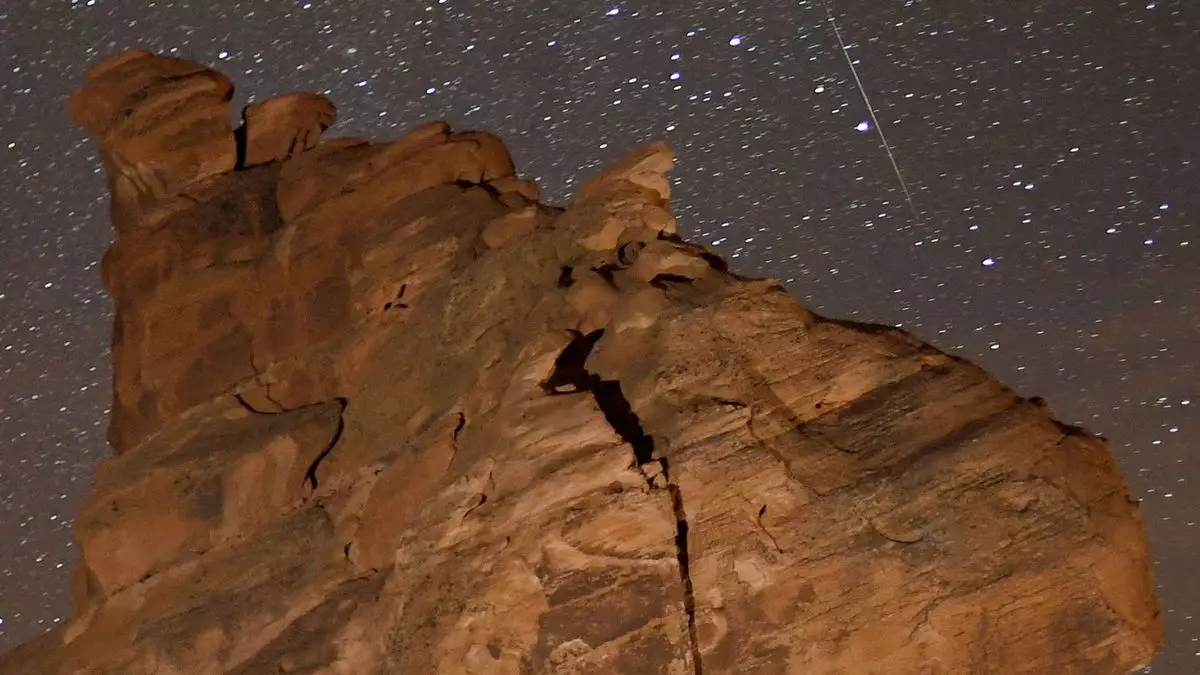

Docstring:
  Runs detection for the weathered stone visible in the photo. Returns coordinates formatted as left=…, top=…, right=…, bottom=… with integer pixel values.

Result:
left=0, top=50, right=1162, bottom=675
left=67, top=49, right=238, bottom=233
left=239, top=92, right=337, bottom=167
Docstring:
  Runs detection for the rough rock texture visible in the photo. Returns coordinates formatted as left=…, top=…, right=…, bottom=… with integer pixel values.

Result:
left=0, top=51, right=1162, bottom=674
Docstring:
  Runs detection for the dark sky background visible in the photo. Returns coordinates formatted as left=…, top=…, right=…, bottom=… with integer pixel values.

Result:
left=0, top=0, right=1195, bottom=670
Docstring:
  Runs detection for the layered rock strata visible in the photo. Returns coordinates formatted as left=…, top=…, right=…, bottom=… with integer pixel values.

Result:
left=0, top=50, right=1162, bottom=674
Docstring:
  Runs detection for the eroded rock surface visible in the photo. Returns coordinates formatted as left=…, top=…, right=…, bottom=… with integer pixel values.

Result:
left=0, top=50, right=1162, bottom=674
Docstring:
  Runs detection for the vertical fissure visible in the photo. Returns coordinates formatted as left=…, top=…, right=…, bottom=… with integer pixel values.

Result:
left=664, top=458, right=703, bottom=675
left=303, top=397, right=348, bottom=491
left=233, top=107, right=248, bottom=170
left=542, top=329, right=702, bottom=673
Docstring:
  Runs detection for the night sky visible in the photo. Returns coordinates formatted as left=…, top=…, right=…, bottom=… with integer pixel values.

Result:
left=0, top=0, right=1195, bottom=670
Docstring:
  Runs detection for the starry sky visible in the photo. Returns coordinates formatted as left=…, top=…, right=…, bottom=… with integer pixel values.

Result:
left=0, top=0, right=1195, bottom=669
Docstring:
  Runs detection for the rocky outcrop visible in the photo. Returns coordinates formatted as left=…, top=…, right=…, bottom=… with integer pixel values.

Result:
left=0, top=50, right=1162, bottom=674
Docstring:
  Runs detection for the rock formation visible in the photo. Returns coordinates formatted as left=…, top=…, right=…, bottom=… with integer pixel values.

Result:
left=0, top=50, right=1162, bottom=674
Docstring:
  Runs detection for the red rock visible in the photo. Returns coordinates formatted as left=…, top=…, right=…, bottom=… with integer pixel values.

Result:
left=239, top=92, right=337, bottom=168
left=67, top=49, right=239, bottom=233
left=0, top=50, right=1162, bottom=674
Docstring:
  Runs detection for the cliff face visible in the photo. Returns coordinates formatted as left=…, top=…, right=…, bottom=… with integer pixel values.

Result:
left=0, top=50, right=1162, bottom=674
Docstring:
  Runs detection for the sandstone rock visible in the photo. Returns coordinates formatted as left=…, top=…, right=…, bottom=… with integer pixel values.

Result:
left=238, top=92, right=337, bottom=167
left=0, top=50, right=1162, bottom=674
left=67, top=49, right=238, bottom=233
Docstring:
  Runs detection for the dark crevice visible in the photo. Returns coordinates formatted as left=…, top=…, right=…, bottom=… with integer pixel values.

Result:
left=594, top=380, right=655, bottom=466
left=242, top=343, right=289, bottom=414
left=454, top=178, right=503, bottom=199
left=591, top=264, right=619, bottom=289
left=665, top=458, right=703, bottom=675
left=698, top=252, right=728, bottom=273
left=617, top=241, right=645, bottom=266
left=233, top=107, right=249, bottom=170
left=234, top=385, right=287, bottom=414
left=462, top=475, right=491, bottom=520
left=756, top=505, right=783, bottom=553
left=453, top=412, right=466, bottom=441
left=233, top=125, right=247, bottom=169
left=540, top=329, right=601, bottom=394
left=303, top=398, right=348, bottom=491
left=234, top=393, right=262, bottom=414
left=384, top=284, right=409, bottom=311
left=541, top=329, right=654, bottom=465
left=557, top=265, right=575, bottom=288
left=541, top=329, right=701, bottom=673
left=649, top=273, right=695, bottom=290
left=463, top=492, right=487, bottom=517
